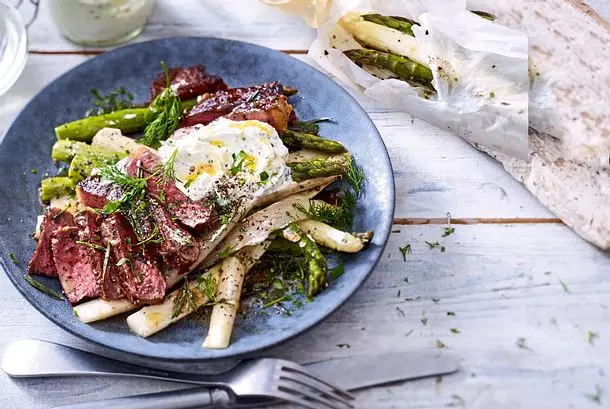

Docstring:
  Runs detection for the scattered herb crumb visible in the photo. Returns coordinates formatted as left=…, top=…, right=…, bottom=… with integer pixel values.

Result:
left=396, top=306, right=406, bottom=317
left=559, top=279, right=570, bottom=293
left=31, top=168, right=38, bottom=174
left=24, top=275, right=63, bottom=300
left=436, top=340, right=447, bottom=349
left=403, top=277, right=409, bottom=283
left=399, top=243, right=411, bottom=261
left=544, top=271, right=551, bottom=276
left=421, top=310, right=428, bottom=326
left=73, top=309, right=79, bottom=317
left=440, top=245, right=446, bottom=252
left=489, top=91, right=496, bottom=98
left=447, top=311, right=456, bottom=316
left=448, top=394, right=466, bottom=407
left=8, top=251, right=19, bottom=265
left=450, top=328, right=461, bottom=334
left=584, top=384, right=602, bottom=405
left=397, top=289, right=401, bottom=298
left=392, top=229, right=401, bottom=233
left=426, top=240, right=440, bottom=249
left=405, top=329, right=414, bottom=337
left=516, top=337, right=529, bottom=350
left=442, top=227, right=455, bottom=237
left=588, top=330, right=599, bottom=345
left=431, top=297, right=440, bottom=303
left=336, top=343, right=351, bottom=349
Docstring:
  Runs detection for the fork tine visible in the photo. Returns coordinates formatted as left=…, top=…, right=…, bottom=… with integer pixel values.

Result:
left=277, top=381, right=354, bottom=409
left=279, top=372, right=354, bottom=406
left=278, top=360, right=355, bottom=400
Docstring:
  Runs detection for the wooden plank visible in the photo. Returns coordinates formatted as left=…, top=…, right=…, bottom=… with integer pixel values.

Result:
left=0, top=54, right=552, bottom=220
left=1, top=223, right=608, bottom=408
left=24, top=0, right=315, bottom=52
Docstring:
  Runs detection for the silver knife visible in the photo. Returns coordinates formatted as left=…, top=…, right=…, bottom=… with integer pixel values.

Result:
left=3, top=339, right=459, bottom=408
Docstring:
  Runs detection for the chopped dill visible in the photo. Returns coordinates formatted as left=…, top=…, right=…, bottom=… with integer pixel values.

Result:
left=24, top=275, right=63, bottom=300
left=442, top=227, right=455, bottom=237
left=426, top=240, right=440, bottom=249
left=450, top=328, right=461, bottom=334
left=8, top=251, right=19, bottom=265
left=399, top=243, right=411, bottom=261
left=86, top=86, right=134, bottom=116
left=171, top=280, right=198, bottom=318
left=196, top=272, right=220, bottom=304
left=219, top=246, right=234, bottom=259
left=294, top=201, right=351, bottom=231
left=436, top=340, right=447, bottom=349
left=76, top=241, right=106, bottom=251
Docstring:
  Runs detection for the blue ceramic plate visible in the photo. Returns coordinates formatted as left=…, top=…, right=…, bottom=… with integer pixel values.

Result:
left=0, top=37, right=394, bottom=361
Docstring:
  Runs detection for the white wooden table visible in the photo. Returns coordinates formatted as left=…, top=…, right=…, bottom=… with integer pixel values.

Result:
left=1, top=1, right=609, bottom=408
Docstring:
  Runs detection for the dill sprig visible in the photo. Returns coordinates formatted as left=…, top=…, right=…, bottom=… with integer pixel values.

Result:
left=171, top=280, right=198, bottom=318
left=99, top=163, right=148, bottom=215
left=196, top=272, right=220, bottom=304
left=345, top=160, right=365, bottom=198
left=24, top=275, right=63, bottom=300
left=141, top=62, right=182, bottom=147
left=294, top=201, right=352, bottom=231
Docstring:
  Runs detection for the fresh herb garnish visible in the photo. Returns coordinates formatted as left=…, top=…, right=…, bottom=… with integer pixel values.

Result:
left=294, top=201, right=352, bottom=231
left=230, top=150, right=254, bottom=175
left=426, top=240, right=440, bottom=249
left=196, top=272, right=221, bottom=305
left=588, top=330, right=599, bottom=345
left=135, top=225, right=163, bottom=246
left=421, top=310, right=428, bottom=325
left=8, top=251, right=19, bottom=265
left=442, top=227, right=455, bottom=237
left=336, top=343, right=351, bottom=349
left=559, top=279, right=570, bottom=293
left=447, top=311, right=456, bottom=316
left=345, top=160, right=365, bottom=198
left=585, top=384, right=603, bottom=405
left=489, top=91, right=496, bottom=99
left=86, top=86, right=134, bottom=117
left=99, top=163, right=148, bottom=215
left=436, top=340, right=447, bottom=349
left=158, top=148, right=178, bottom=183
left=399, top=243, right=411, bottom=260
left=141, top=62, right=182, bottom=147
left=31, top=168, right=38, bottom=174
left=219, top=246, right=234, bottom=259
left=24, top=275, right=63, bottom=300
left=171, top=280, right=198, bottom=318
left=450, top=328, right=461, bottom=334
left=289, top=117, right=335, bottom=135
left=263, top=294, right=290, bottom=308
left=259, top=171, right=270, bottom=184
left=329, top=253, right=345, bottom=280
left=76, top=241, right=106, bottom=251
left=220, top=214, right=231, bottom=225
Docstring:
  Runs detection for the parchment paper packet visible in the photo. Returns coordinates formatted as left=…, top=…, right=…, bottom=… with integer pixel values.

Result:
left=262, top=0, right=530, bottom=160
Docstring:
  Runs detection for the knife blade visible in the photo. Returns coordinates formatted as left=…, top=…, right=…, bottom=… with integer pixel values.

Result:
left=3, top=340, right=459, bottom=408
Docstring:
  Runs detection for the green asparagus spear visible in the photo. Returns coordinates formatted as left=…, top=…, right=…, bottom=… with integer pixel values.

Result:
left=51, top=140, right=91, bottom=162
left=285, top=223, right=327, bottom=297
left=281, top=130, right=347, bottom=153
left=362, top=13, right=418, bottom=36
left=344, top=49, right=433, bottom=87
left=289, top=153, right=352, bottom=182
left=68, top=151, right=126, bottom=182
left=472, top=10, right=495, bottom=21
left=55, top=99, right=197, bottom=142
left=41, top=177, right=76, bottom=201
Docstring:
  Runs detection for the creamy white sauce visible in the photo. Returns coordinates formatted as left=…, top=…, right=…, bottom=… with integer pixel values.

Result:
left=158, top=118, right=292, bottom=203
left=48, top=0, right=155, bottom=46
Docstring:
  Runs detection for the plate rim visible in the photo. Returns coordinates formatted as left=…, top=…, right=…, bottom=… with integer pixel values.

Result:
left=0, top=36, right=395, bottom=362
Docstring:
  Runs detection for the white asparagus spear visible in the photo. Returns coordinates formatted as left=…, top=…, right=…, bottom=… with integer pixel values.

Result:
left=202, top=243, right=269, bottom=349
left=126, top=244, right=268, bottom=338
left=296, top=219, right=374, bottom=253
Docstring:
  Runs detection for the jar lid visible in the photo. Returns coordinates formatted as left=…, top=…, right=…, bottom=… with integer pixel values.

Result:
left=0, top=1, right=28, bottom=96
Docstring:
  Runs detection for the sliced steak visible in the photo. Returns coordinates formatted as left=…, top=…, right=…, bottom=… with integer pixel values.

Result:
left=181, top=82, right=294, bottom=133
left=100, top=213, right=166, bottom=304
left=51, top=226, right=102, bottom=304
left=126, top=149, right=217, bottom=233
left=76, top=177, right=124, bottom=209
left=148, top=199, right=200, bottom=273
left=150, top=64, right=228, bottom=101
left=74, top=210, right=124, bottom=300
left=28, top=208, right=75, bottom=277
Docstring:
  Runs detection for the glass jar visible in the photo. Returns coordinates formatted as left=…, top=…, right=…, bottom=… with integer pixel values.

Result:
left=48, top=0, right=156, bottom=47
left=0, top=1, right=28, bottom=96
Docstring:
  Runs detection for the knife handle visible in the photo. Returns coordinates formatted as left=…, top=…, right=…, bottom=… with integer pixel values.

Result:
left=52, top=387, right=232, bottom=409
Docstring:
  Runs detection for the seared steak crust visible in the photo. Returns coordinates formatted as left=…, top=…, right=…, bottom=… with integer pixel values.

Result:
left=28, top=208, right=75, bottom=277
left=181, top=82, right=293, bottom=133
left=150, top=64, right=228, bottom=101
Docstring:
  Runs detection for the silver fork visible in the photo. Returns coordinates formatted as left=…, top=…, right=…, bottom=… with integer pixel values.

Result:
left=3, top=340, right=354, bottom=409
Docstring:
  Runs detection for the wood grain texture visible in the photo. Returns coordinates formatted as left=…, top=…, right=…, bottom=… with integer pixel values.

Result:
left=0, top=54, right=553, bottom=220
left=1, top=223, right=609, bottom=408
